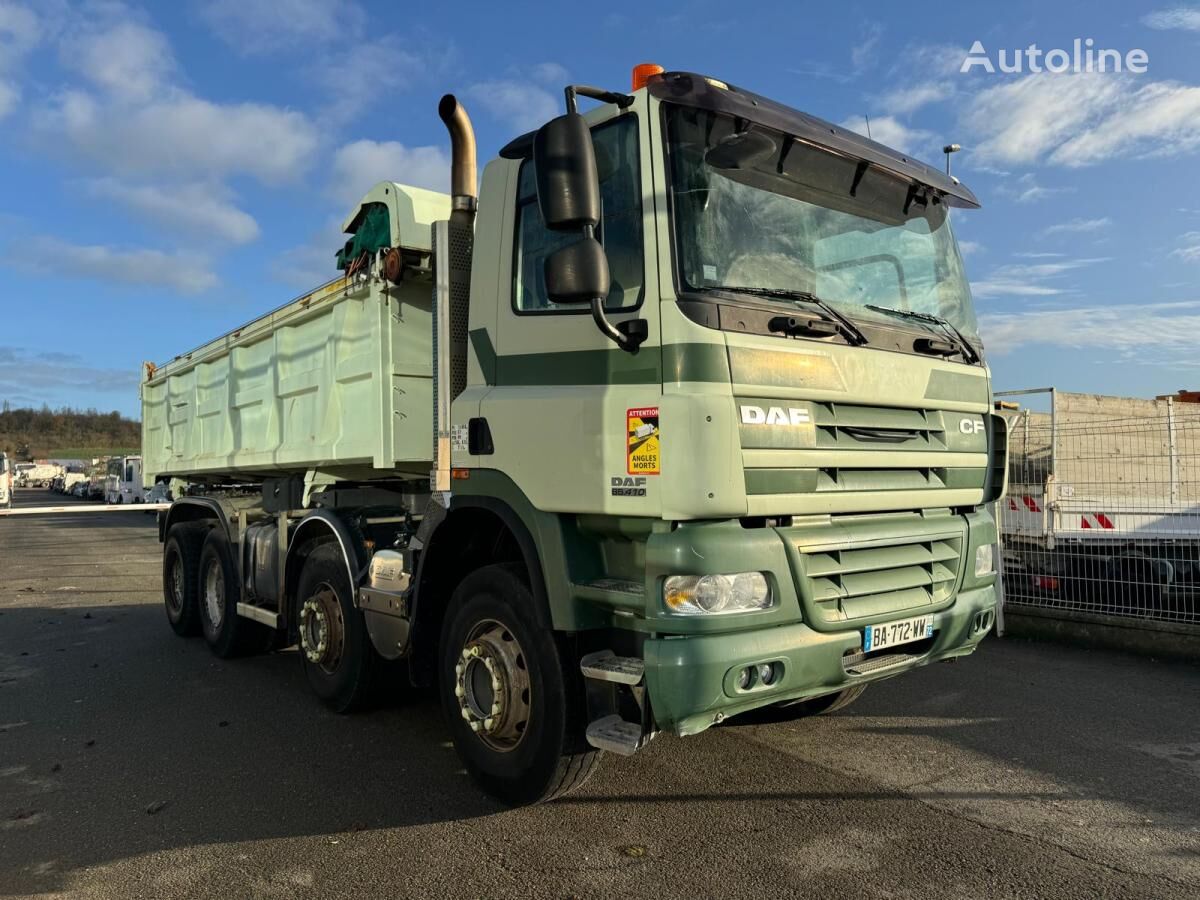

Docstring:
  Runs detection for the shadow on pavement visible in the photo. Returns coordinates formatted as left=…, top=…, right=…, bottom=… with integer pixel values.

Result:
left=0, top=602, right=507, bottom=895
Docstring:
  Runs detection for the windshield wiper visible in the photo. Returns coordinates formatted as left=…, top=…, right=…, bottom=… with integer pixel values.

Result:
left=707, top=286, right=868, bottom=346
left=864, top=304, right=980, bottom=364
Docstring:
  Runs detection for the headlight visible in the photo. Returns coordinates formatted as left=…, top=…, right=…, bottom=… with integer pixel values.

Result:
left=663, top=572, right=772, bottom=615
left=975, top=543, right=995, bottom=578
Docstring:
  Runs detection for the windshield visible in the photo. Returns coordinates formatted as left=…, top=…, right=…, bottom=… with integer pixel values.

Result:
left=665, top=104, right=979, bottom=339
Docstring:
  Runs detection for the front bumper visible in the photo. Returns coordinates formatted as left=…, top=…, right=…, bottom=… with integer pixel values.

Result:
left=643, top=583, right=997, bottom=736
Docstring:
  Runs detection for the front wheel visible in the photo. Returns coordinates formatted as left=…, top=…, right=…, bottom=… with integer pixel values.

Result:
left=776, top=684, right=867, bottom=717
left=439, top=564, right=600, bottom=806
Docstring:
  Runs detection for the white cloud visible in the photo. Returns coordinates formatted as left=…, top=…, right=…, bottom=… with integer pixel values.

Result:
left=878, top=81, right=952, bottom=115
left=840, top=114, right=934, bottom=155
left=467, top=78, right=561, bottom=134
left=0, top=346, right=139, bottom=398
left=8, top=236, right=218, bottom=293
left=530, top=62, right=569, bottom=85
left=971, top=256, right=1109, bottom=298
left=966, top=73, right=1200, bottom=167
left=36, top=88, right=319, bottom=184
left=981, top=300, right=1200, bottom=357
left=971, top=281, right=1066, bottom=299
left=60, top=20, right=175, bottom=101
left=197, top=0, right=364, bottom=53
left=329, top=140, right=450, bottom=209
left=0, top=0, right=45, bottom=118
left=269, top=221, right=346, bottom=289
left=1040, top=217, right=1112, bottom=237
left=958, top=240, right=982, bottom=256
left=996, top=173, right=1072, bottom=204
left=0, top=1, right=40, bottom=66
left=851, top=23, right=883, bottom=72
left=1171, top=231, right=1200, bottom=262
left=1143, top=8, right=1200, bottom=30
left=0, top=77, right=15, bottom=118
left=85, top=178, right=259, bottom=244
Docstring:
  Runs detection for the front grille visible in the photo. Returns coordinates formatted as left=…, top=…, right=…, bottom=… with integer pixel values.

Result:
left=782, top=512, right=966, bottom=630
left=813, top=402, right=945, bottom=451
left=804, top=536, right=961, bottom=617
left=737, top=399, right=988, bottom=511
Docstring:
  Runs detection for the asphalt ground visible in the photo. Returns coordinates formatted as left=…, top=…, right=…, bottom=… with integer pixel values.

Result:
left=1, top=488, right=1197, bottom=899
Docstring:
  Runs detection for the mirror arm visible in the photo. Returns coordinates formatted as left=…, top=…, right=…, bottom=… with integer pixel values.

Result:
left=590, top=296, right=626, bottom=347
left=575, top=222, right=643, bottom=353
left=564, top=85, right=635, bottom=114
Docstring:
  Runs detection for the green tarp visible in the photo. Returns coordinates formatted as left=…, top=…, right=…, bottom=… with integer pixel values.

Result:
left=335, top=202, right=391, bottom=271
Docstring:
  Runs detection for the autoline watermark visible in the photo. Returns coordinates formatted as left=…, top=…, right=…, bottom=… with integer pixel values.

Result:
left=960, top=39, right=1149, bottom=74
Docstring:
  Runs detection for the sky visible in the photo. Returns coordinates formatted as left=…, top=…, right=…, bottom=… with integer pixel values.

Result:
left=0, top=0, right=1198, bottom=418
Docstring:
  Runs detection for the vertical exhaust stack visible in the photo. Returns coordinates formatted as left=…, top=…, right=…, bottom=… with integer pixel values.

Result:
left=438, top=95, right=477, bottom=226
left=431, top=95, right=477, bottom=495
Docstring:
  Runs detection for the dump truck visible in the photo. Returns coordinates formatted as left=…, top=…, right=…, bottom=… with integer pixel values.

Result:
left=138, top=67, right=1006, bottom=804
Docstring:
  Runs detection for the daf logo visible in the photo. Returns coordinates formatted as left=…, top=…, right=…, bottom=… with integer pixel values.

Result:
left=740, top=405, right=811, bottom=426
left=959, top=418, right=985, bottom=434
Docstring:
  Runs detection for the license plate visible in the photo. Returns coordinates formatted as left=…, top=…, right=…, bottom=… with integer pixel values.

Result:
left=863, top=615, right=934, bottom=653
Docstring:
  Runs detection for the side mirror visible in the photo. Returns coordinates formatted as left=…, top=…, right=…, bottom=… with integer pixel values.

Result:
left=532, top=99, right=645, bottom=353
left=533, top=113, right=601, bottom=231
left=544, top=237, right=610, bottom=305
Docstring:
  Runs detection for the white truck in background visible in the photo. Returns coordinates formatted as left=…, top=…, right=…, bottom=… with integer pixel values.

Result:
left=0, top=454, right=11, bottom=509
left=17, top=463, right=63, bottom=488
left=103, top=456, right=146, bottom=504
left=59, top=472, right=90, bottom=494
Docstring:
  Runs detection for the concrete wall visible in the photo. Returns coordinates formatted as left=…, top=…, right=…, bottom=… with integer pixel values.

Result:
left=1001, top=391, right=1200, bottom=501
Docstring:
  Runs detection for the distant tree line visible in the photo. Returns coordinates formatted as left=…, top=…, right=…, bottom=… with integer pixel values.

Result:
left=0, top=402, right=140, bottom=460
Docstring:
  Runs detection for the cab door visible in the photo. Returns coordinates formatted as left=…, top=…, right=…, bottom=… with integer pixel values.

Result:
left=480, top=101, right=663, bottom=516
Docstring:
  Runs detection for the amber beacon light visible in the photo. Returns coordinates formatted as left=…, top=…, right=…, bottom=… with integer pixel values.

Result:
left=631, top=62, right=664, bottom=90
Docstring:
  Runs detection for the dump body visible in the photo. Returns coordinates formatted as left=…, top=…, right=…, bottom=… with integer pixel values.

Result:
left=141, top=184, right=450, bottom=484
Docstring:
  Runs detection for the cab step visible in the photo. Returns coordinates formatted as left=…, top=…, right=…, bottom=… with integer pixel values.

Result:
left=585, top=715, right=644, bottom=755
left=580, top=650, right=645, bottom=685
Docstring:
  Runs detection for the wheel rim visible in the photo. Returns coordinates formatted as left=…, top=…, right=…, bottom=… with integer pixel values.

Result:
left=166, top=554, right=184, bottom=616
left=202, top=558, right=224, bottom=629
left=299, top=585, right=344, bottom=675
left=454, top=618, right=531, bottom=753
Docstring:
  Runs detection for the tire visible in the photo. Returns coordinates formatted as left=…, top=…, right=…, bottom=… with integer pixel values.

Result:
left=439, top=564, right=600, bottom=806
left=198, top=528, right=271, bottom=658
left=162, top=523, right=205, bottom=636
left=295, top=543, right=376, bottom=713
left=776, top=684, right=867, bottom=717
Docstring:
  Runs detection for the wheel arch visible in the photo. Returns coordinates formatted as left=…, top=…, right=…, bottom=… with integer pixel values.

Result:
left=161, top=497, right=228, bottom=543
left=408, top=498, right=551, bottom=685
left=284, top=510, right=367, bottom=629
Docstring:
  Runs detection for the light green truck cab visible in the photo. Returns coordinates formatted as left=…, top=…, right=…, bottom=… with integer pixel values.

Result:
left=145, top=69, right=1006, bottom=806
left=451, top=71, right=1004, bottom=739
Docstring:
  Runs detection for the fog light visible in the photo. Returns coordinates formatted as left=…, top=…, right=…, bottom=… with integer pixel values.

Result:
left=757, top=663, right=777, bottom=686
left=664, top=572, right=772, bottom=615
left=975, top=543, right=995, bottom=578
left=738, top=666, right=754, bottom=690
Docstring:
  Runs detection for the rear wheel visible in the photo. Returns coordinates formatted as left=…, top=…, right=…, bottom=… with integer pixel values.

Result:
left=296, top=544, right=376, bottom=712
left=439, top=564, right=600, bottom=806
left=162, top=523, right=205, bottom=636
left=198, top=529, right=271, bottom=658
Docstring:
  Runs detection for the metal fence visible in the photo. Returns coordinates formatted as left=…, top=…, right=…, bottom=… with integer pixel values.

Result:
left=997, top=389, right=1200, bottom=628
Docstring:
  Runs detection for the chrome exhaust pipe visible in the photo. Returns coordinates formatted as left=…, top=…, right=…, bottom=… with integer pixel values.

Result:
left=438, top=94, right=477, bottom=225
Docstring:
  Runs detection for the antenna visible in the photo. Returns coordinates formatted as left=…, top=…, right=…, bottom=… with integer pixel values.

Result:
left=864, top=115, right=872, bottom=140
